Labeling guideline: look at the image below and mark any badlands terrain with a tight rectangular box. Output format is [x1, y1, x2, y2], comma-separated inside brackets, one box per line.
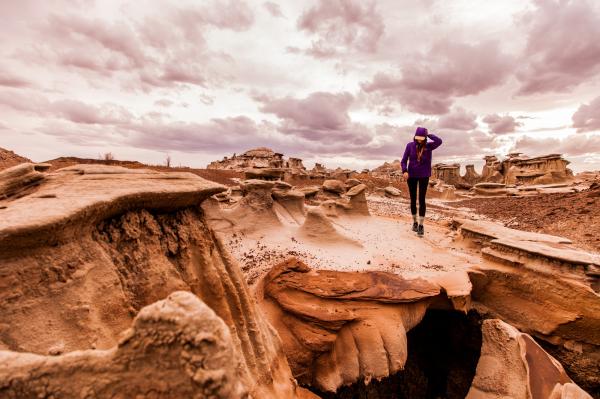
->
[0, 146, 599, 398]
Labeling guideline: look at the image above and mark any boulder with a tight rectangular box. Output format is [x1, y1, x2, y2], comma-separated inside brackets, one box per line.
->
[345, 178, 362, 189]
[299, 186, 320, 197]
[244, 168, 285, 181]
[322, 179, 345, 194]
[384, 186, 402, 197]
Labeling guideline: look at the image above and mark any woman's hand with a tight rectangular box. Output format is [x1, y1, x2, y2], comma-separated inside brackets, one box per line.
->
[403, 172, 409, 180]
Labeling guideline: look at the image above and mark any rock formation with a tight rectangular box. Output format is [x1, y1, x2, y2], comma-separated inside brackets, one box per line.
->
[322, 179, 346, 194]
[432, 163, 462, 186]
[467, 319, 592, 399]
[344, 183, 370, 216]
[207, 147, 285, 170]
[0, 291, 249, 398]
[259, 258, 442, 392]
[0, 147, 31, 171]
[0, 163, 50, 200]
[0, 165, 308, 398]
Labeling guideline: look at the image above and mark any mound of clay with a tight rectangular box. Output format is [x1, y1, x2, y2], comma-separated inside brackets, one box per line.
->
[0, 165, 303, 398]
[467, 319, 591, 399]
[259, 258, 442, 392]
[0, 147, 31, 171]
[0, 291, 248, 398]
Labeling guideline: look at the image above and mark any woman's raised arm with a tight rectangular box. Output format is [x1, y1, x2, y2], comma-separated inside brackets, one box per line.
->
[426, 133, 442, 150]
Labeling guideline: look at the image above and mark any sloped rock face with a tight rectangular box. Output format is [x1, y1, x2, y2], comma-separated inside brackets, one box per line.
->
[0, 291, 248, 398]
[457, 218, 600, 395]
[0, 147, 31, 171]
[0, 165, 303, 398]
[467, 319, 592, 399]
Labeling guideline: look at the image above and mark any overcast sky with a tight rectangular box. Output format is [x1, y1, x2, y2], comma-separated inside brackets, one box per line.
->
[1, 0, 600, 172]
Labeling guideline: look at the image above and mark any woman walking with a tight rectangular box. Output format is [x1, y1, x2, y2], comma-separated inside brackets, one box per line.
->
[401, 127, 442, 236]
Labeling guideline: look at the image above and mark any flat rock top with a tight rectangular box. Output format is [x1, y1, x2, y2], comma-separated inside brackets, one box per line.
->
[493, 238, 600, 266]
[265, 259, 440, 303]
[0, 164, 225, 248]
[457, 218, 572, 244]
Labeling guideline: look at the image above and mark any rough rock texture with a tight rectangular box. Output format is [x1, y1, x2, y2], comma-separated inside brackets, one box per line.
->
[345, 183, 370, 216]
[273, 188, 307, 224]
[0, 163, 50, 200]
[245, 167, 285, 180]
[467, 319, 592, 399]
[298, 208, 359, 246]
[207, 147, 285, 170]
[0, 165, 304, 398]
[0, 147, 31, 171]
[432, 163, 462, 186]
[457, 219, 600, 395]
[384, 186, 401, 197]
[322, 179, 346, 194]
[259, 258, 443, 393]
[212, 179, 282, 233]
[0, 291, 248, 398]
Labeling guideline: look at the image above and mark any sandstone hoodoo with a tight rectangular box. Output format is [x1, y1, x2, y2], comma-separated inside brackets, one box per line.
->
[431, 153, 574, 190]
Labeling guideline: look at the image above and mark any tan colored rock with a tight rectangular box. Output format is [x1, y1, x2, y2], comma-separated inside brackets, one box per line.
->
[299, 186, 320, 197]
[0, 165, 302, 398]
[298, 208, 359, 246]
[0, 291, 248, 398]
[345, 183, 370, 216]
[322, 179, 345, 194]
[273, 189, 306, 224]
[345, 178, 361, 188]
[467, 319, 592, 399]
[0, 163, 50, 200]
[259, 258, 441, 392]
[384, 186, 402, 197]
[244, 167, 285, 180]
[0, 147, 31, 171]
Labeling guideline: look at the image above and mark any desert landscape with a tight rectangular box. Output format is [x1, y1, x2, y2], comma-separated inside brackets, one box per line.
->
[2, 1, 600, 398]
[0, 145, 598, 398]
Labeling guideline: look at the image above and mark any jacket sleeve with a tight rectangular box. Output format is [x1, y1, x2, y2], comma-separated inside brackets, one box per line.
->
[427, 133, 442, 150]
[401, 143, 410, 173]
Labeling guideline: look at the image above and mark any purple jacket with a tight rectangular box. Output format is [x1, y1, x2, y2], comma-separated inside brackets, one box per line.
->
[401, 133, 442, 178]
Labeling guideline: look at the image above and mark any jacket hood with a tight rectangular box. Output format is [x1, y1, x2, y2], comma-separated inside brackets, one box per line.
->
[414, 127, 428, 137]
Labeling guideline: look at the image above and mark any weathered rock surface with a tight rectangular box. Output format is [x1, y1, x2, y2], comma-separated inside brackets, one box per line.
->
[0, 291, 248, 398]
[457, 218, 600, 394]
[345, 183, 370, 216]
[260, 258, 443, 393]
[384, 186, 401, 197]
[0, 165, 304, 398]
[0, 163, 51, 200]
[0, 147, 31, 171]
[322, 179, 346, 194]
[467, 319, 592, 399]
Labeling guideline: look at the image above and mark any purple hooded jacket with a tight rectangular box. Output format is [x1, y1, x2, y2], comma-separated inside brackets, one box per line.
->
[401, 127, 442, 178]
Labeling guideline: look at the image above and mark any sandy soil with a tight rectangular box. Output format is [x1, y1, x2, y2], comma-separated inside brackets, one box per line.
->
[449, 188, 600, 252]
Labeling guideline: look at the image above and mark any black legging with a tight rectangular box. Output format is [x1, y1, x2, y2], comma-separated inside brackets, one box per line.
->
[407, 177, 429, 217]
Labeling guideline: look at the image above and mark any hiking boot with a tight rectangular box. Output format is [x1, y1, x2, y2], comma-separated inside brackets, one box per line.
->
[417, 224, 424, 236]
[412, 222, 418, 232]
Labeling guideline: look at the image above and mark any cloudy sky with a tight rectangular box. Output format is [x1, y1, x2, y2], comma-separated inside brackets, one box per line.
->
[1, 0, 600, 172]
